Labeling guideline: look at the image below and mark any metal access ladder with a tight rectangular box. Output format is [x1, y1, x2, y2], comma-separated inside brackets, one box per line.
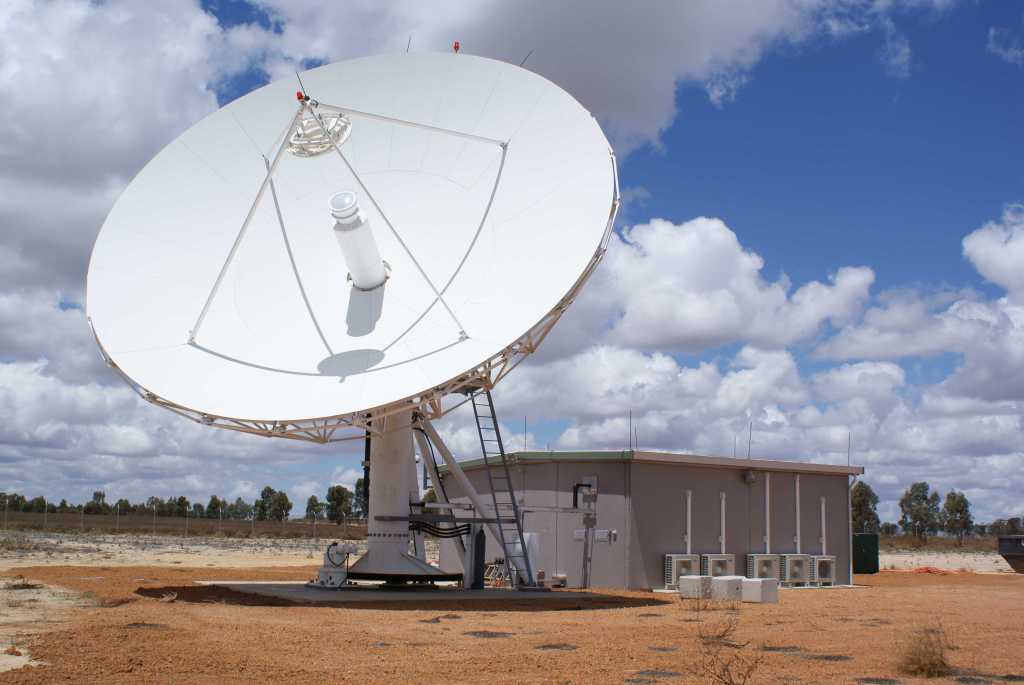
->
[471, 389, 535, 587]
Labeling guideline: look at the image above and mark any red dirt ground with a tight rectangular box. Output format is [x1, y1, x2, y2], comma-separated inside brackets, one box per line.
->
[2, 566, 1022, 684]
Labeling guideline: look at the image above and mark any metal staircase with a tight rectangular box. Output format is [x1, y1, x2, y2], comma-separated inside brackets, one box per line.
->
[470, 389, 535, 587]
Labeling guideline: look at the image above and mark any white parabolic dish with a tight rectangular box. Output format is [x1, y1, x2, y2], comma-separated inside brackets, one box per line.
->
[87, 53, 618, 440]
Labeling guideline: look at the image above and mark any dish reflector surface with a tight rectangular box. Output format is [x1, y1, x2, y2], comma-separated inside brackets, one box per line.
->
[87, 53, 616, 423]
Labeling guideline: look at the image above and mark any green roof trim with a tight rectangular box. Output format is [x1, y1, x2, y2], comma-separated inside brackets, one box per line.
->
[435, 449, 863, 477]
[437, 450, 634, 473]
[516, 450, 634, 461]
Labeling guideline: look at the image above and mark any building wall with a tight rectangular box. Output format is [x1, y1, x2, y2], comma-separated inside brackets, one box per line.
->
[629, 463, 759, 589]
[629, 464, 851, 588]
[440, 459, 852, 589]
[439, 460, 630, 588]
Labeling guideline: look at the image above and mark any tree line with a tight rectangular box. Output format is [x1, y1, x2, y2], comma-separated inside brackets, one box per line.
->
[1, 479, 369, 524]
[852, 480, 1022, 543]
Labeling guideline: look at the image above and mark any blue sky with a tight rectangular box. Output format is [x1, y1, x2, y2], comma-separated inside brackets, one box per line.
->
[1, 1, 1023, 522]
[633, 3, 1022, 293]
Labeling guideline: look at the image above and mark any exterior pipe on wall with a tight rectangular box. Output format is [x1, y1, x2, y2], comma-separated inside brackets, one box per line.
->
[719, 492, 726, 554]
[765, 472, 771, 553]
[795, 474, 801, 553]
[685, 490, 692, 555]
[848, 475, 857, 586]
[820, 496, 827, 555]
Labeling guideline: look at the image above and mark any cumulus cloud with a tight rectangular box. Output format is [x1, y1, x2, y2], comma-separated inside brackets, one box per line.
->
[817, 207, 1024, 408]
[0, 290, 108, 383]
[815, 288, 994, 360]
[539, 217, 873, 357]
[329, 467, 364, 492]
[0, 0, 267, 294]
[962, 204, 1024, 303]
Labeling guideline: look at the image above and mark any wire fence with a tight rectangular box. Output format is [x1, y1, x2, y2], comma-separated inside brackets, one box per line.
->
[0, 510, 367, 540]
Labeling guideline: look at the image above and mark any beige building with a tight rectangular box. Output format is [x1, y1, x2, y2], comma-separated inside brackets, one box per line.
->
[438, 450, 864, 589]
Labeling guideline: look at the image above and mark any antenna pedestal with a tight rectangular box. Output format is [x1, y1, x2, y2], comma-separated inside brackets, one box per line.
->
[316, 407, 444, 585]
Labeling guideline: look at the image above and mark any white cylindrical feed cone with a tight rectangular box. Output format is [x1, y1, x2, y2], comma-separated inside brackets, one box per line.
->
[330, 191, 387, 291]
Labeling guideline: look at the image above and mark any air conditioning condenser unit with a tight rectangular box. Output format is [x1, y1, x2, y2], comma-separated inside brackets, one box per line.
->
[701, 554, 735, 577]
[746, 554, 780, 579]
[811, 555, 836, 586]
[663, 554, 700, 589]
[780, 554, 811, 586]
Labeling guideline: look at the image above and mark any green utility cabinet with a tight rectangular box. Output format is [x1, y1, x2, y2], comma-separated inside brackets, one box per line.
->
[852, 533, 879, 574]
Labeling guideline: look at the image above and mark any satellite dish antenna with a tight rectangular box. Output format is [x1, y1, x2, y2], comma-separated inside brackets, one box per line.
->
[87, 52, 619, 584]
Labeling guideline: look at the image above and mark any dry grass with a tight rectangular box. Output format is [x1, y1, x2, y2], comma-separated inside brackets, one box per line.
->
[0, 512, 367, 540]
[897, 624, 954, 678]
[0, 536, 37, 554]
[682, 597, 763, 685]
[2, 576, 41, 591]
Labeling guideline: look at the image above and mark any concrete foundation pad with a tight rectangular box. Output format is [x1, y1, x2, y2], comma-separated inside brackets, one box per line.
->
[677, 575, 713, 599]
[711, 575, 744, 601]
[197, 580, 596, 604]
[741, 577, 778, 603]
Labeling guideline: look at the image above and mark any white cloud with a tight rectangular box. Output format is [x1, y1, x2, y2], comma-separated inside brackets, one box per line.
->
[879, 16, 912, 78]
[812, 361, 905, 403]
[816, 207, 1024, 410]
[987, 25, 1024, 67]
[0, 290, 108, 383]
[545, 217, 873, 356]
[962, 204, 1024, 303]
[291, 479, 322, 505]
[815, 289, 992, 360]
[0, 0, 263, 293]
[329, 467, 363, 492]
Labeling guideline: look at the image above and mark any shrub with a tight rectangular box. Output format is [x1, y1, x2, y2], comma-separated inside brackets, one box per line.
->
[898, 624, 953, 678]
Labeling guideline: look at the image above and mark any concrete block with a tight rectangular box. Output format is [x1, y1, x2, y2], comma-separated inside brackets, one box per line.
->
[741, 577, 779, 604]
[710, 575, 743, 601]
[677, 575, 712, 599]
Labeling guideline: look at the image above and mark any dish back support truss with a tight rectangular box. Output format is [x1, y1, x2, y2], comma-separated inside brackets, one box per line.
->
[89, 96, 620, 444]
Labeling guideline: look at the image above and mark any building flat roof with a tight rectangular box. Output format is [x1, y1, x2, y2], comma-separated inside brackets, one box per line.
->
[439, 450, 864, 477]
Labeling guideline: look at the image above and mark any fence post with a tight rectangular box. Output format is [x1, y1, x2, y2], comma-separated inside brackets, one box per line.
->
[3, 494, 7, 532]
[80, 507, 84, 532]
[42, 497, 47, 531]
[185, 507, 189, 536]
[152, 506, 156, 536]
[115, 502, 119, 533]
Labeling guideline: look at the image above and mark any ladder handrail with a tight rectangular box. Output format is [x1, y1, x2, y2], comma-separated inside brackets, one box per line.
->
[471, 389, 536, 587]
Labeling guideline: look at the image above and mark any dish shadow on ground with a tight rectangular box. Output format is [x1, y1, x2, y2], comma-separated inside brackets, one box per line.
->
[134, 584, 670, 612]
